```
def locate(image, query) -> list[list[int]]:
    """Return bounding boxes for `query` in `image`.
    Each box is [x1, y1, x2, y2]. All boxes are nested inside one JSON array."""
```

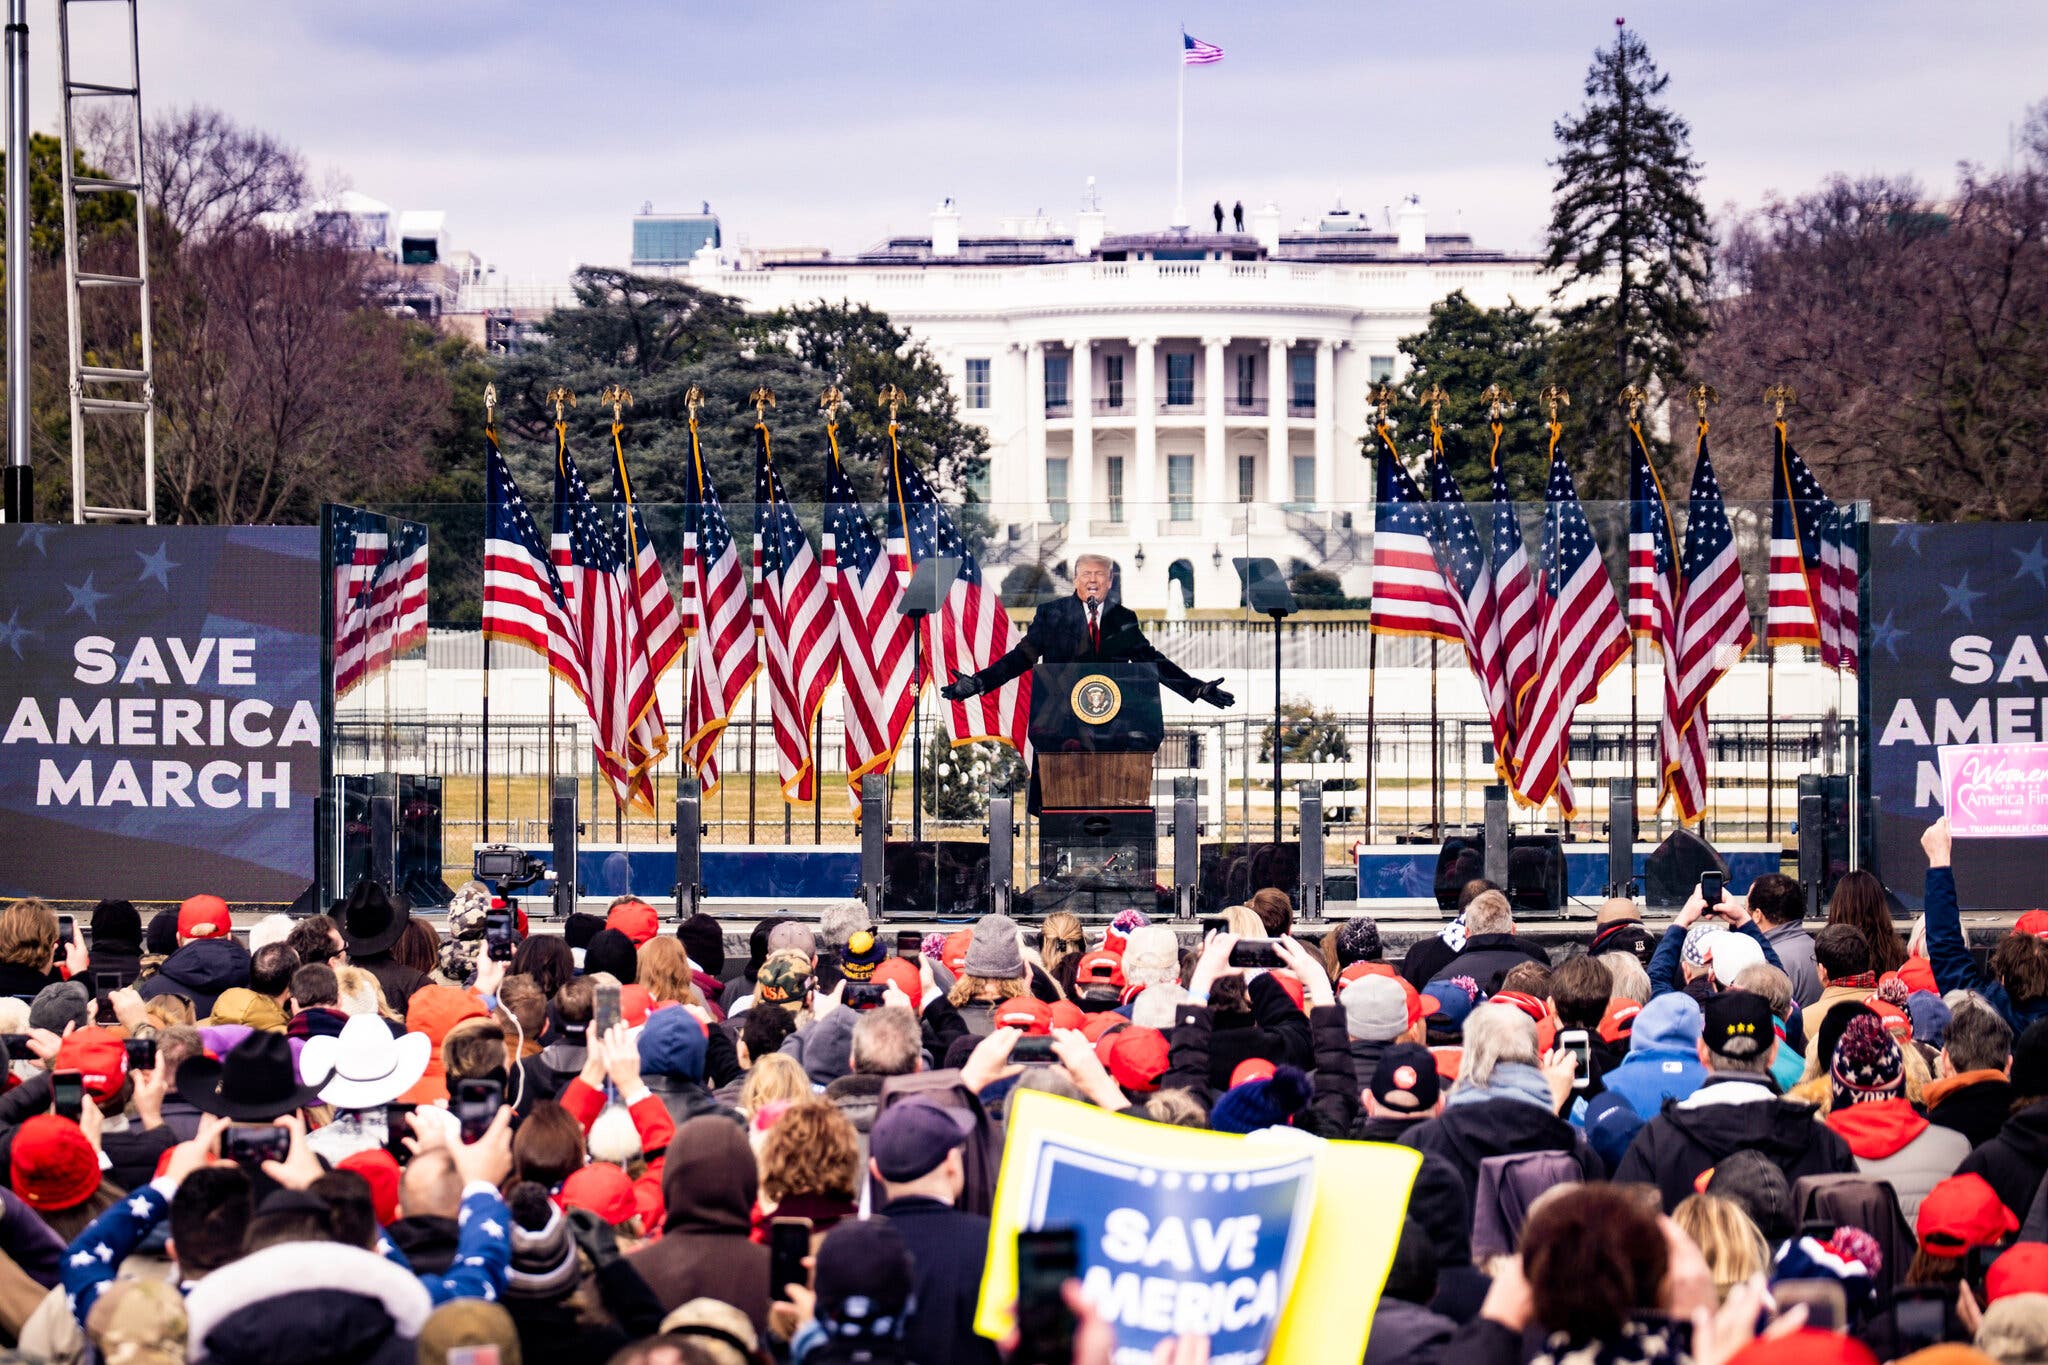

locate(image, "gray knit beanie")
[[962, 914, 1025, 979]]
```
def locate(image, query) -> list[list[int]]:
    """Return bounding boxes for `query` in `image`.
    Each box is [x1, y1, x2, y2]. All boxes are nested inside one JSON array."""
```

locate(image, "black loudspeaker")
[[396, 775, 450, 907], [1643, 827, 1730, 910], [1796, 774, 1852, 903], [1506, 836, 1566, 919], [883, 840, 990, 919], [1433, 832, 1488, 912], [1433, 831, 1564, 918], [1195, 841, 1301, 916]]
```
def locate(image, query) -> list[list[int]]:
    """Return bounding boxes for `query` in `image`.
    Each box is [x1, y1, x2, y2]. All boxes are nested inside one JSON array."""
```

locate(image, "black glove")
[[1198, 679, 1236, 708], [565, 1205, 622, 1268], [940, 673, 984, 702]]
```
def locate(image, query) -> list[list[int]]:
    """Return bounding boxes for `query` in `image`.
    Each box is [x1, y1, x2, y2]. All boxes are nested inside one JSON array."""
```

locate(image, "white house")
[[683, 190, 1572, 610]]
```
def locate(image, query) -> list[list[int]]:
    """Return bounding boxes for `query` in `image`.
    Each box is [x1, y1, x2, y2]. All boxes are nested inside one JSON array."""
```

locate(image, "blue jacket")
[[66, 1178, 512, 1325], [1925, 866, 2048, 1037], [1648, 920, 1785, 998], [1601, 995, 1707, 1120]]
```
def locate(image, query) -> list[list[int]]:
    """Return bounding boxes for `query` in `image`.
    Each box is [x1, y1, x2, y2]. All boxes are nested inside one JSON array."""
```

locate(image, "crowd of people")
[[0, 813, 2042, 1365]]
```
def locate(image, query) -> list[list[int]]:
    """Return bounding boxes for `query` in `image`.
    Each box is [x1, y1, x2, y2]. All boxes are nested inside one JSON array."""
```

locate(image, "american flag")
[[1513, 445, 1630, 815], [679, 418, 758, 795], [482, 427, 587, 699], [824, 427, 916, 798], [752, 423, 839, 803], [1426, 451, 1512, 779], [552, 428, 664, 813], [331, 509, 384, 698], [1664, 424, 1755, 824], [1766, 424, 1825, 651], [1490, 453, 1540, 777], [1183, 32, 1224, 64], [1822, 504, 1859, 674], [607, 424, 683, 689], [363, 519, 429, 677], [1369, 430, 1464, 644], [1626, 427, 1680, 808], [885, 425, 1030, 757]]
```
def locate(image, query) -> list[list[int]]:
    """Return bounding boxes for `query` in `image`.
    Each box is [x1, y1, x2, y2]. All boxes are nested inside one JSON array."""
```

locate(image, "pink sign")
[[1941, 743, 2048, 838]]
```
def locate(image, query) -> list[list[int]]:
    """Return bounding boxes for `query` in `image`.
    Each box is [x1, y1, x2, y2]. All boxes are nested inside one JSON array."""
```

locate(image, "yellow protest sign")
[[974, 1091, 1421, 1365]]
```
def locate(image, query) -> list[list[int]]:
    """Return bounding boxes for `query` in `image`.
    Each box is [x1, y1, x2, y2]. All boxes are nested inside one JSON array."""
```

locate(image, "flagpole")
[[681, 388, 703, 838], [1765, 386, 1796, 846], [481, 385, 497, 845], [1421, 388, 1449, 838], [1174, 29, 1186, 228], [545, 388, 574, 816], [748, 386, 775, 846]]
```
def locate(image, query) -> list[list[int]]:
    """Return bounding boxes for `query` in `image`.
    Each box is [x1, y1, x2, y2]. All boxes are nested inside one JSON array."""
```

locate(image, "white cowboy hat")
[[299, 1014, 432, 1112]]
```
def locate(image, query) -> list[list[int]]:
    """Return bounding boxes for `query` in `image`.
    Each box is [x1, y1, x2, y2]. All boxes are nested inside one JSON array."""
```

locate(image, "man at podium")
[[939, 554, 1236, 707]]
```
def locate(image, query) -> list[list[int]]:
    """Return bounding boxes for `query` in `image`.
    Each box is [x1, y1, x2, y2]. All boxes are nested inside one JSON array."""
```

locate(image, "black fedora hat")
[[336, 878, 410, 957], [176, 1031, 325, 1121]]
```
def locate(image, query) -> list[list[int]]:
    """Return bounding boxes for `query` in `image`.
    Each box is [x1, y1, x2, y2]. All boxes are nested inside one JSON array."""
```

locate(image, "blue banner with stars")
[[0, 525, 322, 902], [1871, 521, 2048, 908]]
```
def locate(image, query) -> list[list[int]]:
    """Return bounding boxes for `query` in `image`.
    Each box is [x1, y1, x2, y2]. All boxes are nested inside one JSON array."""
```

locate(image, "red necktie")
[[1088, 607, 1100, 652]]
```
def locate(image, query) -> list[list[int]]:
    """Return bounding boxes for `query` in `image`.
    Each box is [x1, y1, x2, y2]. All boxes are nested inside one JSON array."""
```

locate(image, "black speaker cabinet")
[[883, 840, 991, 920], [397, 775, 450, 907], [1194, 841, 1302, 916], [1643, 828, 1730, 910]]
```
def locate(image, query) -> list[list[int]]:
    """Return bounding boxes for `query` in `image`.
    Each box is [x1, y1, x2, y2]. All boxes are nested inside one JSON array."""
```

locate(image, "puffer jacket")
[[1824, 1097, 1971, 1223]]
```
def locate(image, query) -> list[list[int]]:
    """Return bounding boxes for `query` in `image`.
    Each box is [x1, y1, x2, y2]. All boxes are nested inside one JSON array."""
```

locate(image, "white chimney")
[[1074, 176, 1106, 255], [1251, 200, 1281, 253], [931, 198, 960, 258], [1396, 194, 1427, 255]]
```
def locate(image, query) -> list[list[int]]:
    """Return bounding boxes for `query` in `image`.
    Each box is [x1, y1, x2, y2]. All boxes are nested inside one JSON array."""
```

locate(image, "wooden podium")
[[1026, 664, 1164, 911]]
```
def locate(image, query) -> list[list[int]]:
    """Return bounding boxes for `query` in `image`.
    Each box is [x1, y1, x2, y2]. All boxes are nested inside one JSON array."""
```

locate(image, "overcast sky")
[[37, 0, 2048, 280]]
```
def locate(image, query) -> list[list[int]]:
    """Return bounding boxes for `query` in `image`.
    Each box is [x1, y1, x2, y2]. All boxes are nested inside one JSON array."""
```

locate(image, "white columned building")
[[686, 193, 1575, 610]]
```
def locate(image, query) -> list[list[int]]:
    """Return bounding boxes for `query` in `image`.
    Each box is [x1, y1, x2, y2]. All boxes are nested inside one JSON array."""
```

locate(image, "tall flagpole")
[[1421, 385, 1449, 836], [481, 384, 496, 845], [1619, 385, 1647, 817], [545, 387, 574, 815], [1174, 29, 1186, 228], [748, 386, 776, 845], [1765, 383, 1797, 846]]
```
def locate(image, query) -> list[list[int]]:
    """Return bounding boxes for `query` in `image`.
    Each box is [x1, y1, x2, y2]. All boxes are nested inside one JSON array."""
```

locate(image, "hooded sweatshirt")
[[1923, 1069, 2016, 1148], [1613, 1075, 1859, 1210], [135, 937, 250, 1017], [396, 985, 489, 1105], [1602, 996, 1707, 1120], [1401, 1069, 1605, 1206], [625, 1115, 774, 1338], [1824, 1097, 1972, 1223], [1958, 1099, 2048, 1226]]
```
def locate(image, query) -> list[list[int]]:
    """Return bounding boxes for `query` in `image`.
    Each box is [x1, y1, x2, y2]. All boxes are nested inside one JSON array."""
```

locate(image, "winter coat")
[[504, 1256, 665, 1363], [1601, 1000, 1708, 1120], [781, 1005, 858, 1086], [1958, 1099, 2048, 1222], [1613, 1075, 1858, 1210], [184, 1241, 432, 1365], [1804, 983, 1882, 1075], [84, 941, 143, 992], [1926, 866, 2048, 1037], [285, 1007, 349, 1042], [881, 1196, 1001, 1365], [1352, 1136, 1473, 1267], [1426, 935, 1549, 997], [1399, 1094, 1604, 1211], [0, 961, 66, 1000], [1924, 1070, 2016, 1149], [384, 1215, 459, 1275], [627, 1115, 775, 1338], [135, 938, 250, 1017], [1761, 921, 1823, 1008], [1825, 1097, 1971, 1223], [0, 1072, 175, 1193], [358, 955, 431, 1017], [823, 1073, 886, 1135], [206, 988, 288, 1033], [1363, 1298, 1459, 1365]]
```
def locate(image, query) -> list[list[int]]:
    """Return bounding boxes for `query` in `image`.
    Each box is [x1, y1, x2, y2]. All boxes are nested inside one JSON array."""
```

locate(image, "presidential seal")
[[1070, 673, 1122, 725]]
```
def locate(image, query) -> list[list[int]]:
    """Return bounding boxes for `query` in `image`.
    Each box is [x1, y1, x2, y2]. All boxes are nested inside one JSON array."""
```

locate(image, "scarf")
[[1531, 1319, 1690, 1365], [1447, 1060, 1556, 1113]]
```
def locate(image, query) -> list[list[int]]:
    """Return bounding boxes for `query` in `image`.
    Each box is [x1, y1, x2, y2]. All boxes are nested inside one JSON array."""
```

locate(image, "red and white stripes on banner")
[[679, 415, 758, 796], [1490, 451, 1540, 770], [610, 423, 683, 690], [752, 422, 839, 803], [1664, 423, 1755, 824], [1765, 422, 1823, 650], [1368, 423, 1465, 644], [823, 422, 916, 797]]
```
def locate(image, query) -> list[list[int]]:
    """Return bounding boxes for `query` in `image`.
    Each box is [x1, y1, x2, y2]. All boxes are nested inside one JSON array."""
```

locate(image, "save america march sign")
[[0, 526, 323, 902], [977, 1092, 1419, 1365]]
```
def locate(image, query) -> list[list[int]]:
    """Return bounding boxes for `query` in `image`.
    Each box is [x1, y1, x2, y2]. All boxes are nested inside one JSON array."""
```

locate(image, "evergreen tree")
[[1393, 290, 1557, 502], [1544, 23, 1712, 496]]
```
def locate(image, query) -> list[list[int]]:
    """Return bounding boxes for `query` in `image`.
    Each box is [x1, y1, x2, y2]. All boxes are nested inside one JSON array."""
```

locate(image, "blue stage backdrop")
[[0, 526, 322, 902], [1870, 522, 2048, 909]]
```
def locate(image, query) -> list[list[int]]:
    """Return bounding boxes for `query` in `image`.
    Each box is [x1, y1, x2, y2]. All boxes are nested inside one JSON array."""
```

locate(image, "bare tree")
[[1696, 166, 2048, 522], [78, 103, 308, 239], [145, 229, 446, 523]]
